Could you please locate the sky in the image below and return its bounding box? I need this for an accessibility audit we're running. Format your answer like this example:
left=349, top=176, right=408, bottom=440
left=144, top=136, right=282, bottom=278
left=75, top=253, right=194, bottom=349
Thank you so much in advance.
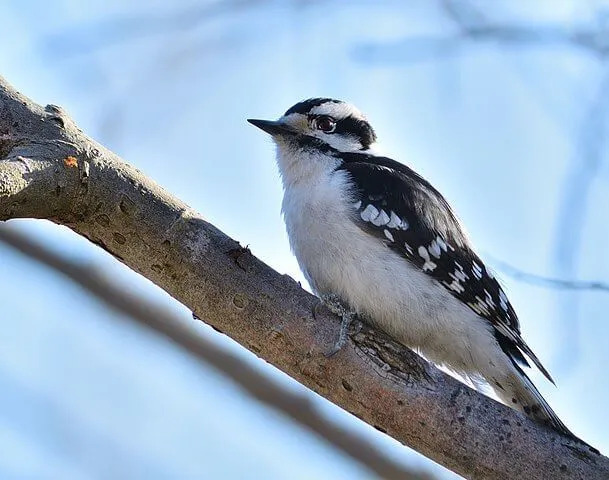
left=1, top=1, right=609, bottom=479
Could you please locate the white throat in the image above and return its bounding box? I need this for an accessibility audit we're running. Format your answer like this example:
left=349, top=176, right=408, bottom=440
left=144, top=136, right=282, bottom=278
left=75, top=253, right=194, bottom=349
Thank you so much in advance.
left=273, top=139, right=341, bottom=190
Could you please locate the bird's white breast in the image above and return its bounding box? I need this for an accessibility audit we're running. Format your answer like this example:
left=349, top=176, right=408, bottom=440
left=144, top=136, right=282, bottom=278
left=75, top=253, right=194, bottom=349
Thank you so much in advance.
left=277, top=146, right=500, bottom=379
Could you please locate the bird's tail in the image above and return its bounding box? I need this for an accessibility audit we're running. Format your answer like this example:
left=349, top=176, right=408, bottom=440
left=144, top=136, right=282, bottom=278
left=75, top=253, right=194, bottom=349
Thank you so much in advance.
left=495, top=363, right=573, bottom=438
left=490, top=360, right=601, bottom=454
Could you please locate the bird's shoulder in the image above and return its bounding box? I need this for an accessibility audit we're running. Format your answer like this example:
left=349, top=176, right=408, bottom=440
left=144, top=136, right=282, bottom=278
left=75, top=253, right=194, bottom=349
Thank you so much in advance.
left=336, top=152, right=467, bottom=247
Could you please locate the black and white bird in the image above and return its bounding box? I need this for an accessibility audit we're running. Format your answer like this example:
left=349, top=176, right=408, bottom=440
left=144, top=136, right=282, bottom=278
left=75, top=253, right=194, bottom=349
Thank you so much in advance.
left=248, top=98, right=571, bottom=437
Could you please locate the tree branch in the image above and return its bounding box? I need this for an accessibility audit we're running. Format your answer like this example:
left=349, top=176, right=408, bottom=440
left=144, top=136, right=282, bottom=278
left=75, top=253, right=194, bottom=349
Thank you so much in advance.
left=0, top=225, right=429, bottom=480
left=1, top=74, right=607, bottom=480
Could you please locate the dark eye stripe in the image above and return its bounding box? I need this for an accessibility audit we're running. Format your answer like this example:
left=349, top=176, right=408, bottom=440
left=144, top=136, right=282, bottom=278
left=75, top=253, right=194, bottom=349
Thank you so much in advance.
left=334, top=115, right=377, bottom=149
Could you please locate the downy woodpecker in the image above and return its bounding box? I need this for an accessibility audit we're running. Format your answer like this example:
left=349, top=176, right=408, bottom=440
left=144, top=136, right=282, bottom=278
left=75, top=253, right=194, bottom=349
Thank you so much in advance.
left=249, top=98, right=572, bottom=437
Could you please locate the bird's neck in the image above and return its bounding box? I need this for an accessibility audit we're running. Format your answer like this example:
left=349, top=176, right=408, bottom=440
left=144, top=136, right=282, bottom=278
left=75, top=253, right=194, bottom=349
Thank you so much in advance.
left=274, top=143, right=341, bottom=190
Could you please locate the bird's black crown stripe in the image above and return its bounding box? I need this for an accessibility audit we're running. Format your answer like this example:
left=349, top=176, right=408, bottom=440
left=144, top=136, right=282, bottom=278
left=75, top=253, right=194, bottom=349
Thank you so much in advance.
left=284, top=98, right=340, bottom=116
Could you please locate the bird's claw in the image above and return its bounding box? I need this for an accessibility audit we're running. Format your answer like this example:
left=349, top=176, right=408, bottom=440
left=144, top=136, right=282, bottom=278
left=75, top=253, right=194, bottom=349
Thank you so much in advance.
left=313, top=294, right=357, bottom=357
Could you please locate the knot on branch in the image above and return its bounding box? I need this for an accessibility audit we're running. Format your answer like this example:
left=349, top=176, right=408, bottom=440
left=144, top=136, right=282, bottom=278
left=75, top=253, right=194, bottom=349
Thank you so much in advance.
left=44, top=104, right=67, bottom=129
left=352, top=324, right=433, bottom=387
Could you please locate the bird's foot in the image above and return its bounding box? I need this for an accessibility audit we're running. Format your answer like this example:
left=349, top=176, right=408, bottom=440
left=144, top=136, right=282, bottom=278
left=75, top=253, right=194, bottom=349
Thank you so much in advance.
left=313, top=294, right=358, bottom=357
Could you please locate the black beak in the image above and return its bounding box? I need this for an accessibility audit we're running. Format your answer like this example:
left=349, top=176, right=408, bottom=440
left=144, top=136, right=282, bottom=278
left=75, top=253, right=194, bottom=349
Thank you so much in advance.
left=247, top=119, right=294, bottom=136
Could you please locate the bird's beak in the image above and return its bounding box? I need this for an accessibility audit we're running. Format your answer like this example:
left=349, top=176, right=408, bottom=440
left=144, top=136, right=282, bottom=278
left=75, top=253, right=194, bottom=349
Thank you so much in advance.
left=247, top=119, right=295, bottom=136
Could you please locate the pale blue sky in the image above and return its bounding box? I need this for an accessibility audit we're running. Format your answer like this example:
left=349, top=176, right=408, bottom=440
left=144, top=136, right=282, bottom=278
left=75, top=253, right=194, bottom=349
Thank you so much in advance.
left=1, top=1, right=608, bottom=479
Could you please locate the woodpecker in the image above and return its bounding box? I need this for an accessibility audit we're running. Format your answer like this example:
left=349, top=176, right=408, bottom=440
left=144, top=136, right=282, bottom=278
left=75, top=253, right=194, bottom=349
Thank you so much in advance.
left=248, top=98, right=572, bottom=437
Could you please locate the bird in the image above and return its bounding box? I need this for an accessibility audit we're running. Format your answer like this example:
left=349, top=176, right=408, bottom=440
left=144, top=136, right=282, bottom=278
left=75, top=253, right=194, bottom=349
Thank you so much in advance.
left=248, top=97, right=573, bottom=438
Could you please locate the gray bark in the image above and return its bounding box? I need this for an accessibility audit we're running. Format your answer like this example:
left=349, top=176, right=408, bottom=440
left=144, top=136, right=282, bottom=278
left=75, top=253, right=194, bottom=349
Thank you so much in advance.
left=0, top=75, right=606, bottom=480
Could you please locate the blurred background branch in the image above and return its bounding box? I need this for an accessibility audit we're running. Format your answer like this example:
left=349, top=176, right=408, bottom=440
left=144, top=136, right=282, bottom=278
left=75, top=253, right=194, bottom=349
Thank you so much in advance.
left=488, top=255, right=609, bottom=292
left=354, top=0, right=609, bottom=64
left=41, top=0, right=267, bottom=58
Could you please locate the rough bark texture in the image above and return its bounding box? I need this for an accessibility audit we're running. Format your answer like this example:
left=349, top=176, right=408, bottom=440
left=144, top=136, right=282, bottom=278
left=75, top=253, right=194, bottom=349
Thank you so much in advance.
left=0, top=75, right=606, bottom=480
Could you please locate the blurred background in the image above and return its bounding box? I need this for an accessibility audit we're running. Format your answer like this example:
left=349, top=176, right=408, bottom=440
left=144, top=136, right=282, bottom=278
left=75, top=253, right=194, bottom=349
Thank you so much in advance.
left=1, top=1, right=609, bottom=478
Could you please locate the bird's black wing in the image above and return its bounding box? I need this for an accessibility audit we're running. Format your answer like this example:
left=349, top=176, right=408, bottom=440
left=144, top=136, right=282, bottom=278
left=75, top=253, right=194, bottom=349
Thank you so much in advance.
left=337, top=152, right=553, bottom=382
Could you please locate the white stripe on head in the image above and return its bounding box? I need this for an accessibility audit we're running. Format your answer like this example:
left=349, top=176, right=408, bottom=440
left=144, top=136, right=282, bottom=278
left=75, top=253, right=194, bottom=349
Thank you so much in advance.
left=310, top=101, right=365, bottom=121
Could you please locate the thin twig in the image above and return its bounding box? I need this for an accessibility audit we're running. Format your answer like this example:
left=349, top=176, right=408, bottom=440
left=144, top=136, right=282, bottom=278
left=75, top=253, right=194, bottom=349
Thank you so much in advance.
left=488, top=255, right=609, bottom=292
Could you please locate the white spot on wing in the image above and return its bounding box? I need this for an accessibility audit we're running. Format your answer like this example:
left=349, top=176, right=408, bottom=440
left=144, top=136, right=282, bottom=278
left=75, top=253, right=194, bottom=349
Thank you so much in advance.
left=484, top=289, right=496, bottom=308
left=454, top=268, right=467, bottom=282
left=474, top=296, right=490, bottom=315
left=472, top=261, right=483, bottom=279
left=452, top=262, right=469, bottom=281
left=444, top=280, right=465, bottom=293
left=387, top=211, right=401, bottom=228
left=353, top=200, right=362, bottom=210
left=436, top=237, right=448, bottom=251
left=418, top=246, right=437, bottom=272
left=384, top=229, right=394, bottom=242
left=372, top=209, right=390, bottom=226
left=429, top=240, right=441, bottom=258
left=360, top=204, right=379, bottom=222
left=386, top=211, right=409, bottom=230
left=404, top=242, right=413, bottom=254
left=499, top=290, right=508, bottom=311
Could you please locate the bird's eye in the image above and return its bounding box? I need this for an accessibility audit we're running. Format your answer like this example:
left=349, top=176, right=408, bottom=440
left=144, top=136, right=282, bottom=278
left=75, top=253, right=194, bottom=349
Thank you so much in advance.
left=314, top=116, right=336, bottom=133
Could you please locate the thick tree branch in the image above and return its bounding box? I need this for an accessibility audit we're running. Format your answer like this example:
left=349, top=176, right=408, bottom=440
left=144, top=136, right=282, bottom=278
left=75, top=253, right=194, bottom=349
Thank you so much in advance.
left=0, top=225, right=428, bottom=480
left=0, top=75, right=607, bottom=480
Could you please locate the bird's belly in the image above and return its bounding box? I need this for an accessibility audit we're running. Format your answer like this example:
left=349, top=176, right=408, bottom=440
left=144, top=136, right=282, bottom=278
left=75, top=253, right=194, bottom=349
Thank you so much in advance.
left=296, top=219, right=446, bottom=340
left=287, top=210, right=494, bottom=373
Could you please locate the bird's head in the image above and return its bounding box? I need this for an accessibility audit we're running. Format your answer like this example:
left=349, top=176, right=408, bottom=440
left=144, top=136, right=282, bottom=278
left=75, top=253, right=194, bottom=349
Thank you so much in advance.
left=248, top=98, right=377, bottom=154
